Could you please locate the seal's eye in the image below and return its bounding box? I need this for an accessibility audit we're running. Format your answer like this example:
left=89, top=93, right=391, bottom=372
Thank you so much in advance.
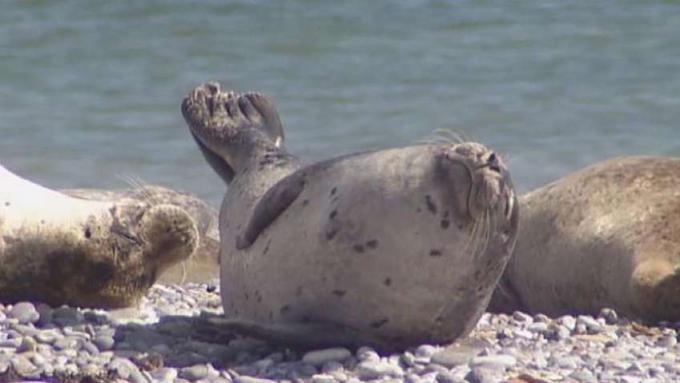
left=487, top=152, right=501, bottom=173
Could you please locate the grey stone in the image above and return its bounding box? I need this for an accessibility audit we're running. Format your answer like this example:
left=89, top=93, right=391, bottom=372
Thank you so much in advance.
left=598, top=308, right=619, bottom=324
left=82, top=341, right=100, bottom=355
left=16, top=336, right=37, bottom=353
left=109, top=357, right=139, bottom=379
left=577, top=316, right=603, bottom=333
left=511, top=311, right=533, bottom=324
left=527, top=322, right=548, bottom=333
left=431, top=347, right=475, bottom=368
left=235, top=377, right=277, bottom=383
left=355, top=360, right=404, bottom=379
left=150, top=367, right=179, bottom=382
left=311, top=373, right=337, bottom=383
left=11, top=354, right=41, bottom=379
left=471, top=355, right=516, bottom=370
left=8, top=302, right=39, bottom=324
left=356, top=347, right=380, bottom=362
left=570, top=371, right=596, bottom=383
left=0, top=355, right=9, bottom=374
left=415, top=344, right=438, bottom=358
left=94, top=335, right=115, bottom=351
left=303, top=348, right=352, bottom=366
left=180, top=364, right=211, bottom=381
left=35, top=329, right=60, bottom=344
left=53, top=336, right=81, bottom=350
left=656, top=334, right=677, bottom=348
left=467, top=366, right=504, bottom=383
left=52, top=306, right=84, bottom=326
left=558, top=315, right=577, bottom=331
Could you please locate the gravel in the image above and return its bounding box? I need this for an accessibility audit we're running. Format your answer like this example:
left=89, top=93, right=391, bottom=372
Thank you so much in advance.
left=0, top=281, right=679, bottom=382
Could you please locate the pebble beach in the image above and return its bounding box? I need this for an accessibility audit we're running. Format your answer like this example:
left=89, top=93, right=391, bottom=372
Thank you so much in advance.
left=0, top=281, right=678, bottom=383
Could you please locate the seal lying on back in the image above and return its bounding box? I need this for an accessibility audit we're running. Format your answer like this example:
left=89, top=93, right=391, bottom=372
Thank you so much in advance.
left=0, top=165, right=198, bottom=308
left=63, top=185, right=219, bottom=284
left=182, top=82, right=519, bottom=350
left=489, top=156, right=680, bottom=322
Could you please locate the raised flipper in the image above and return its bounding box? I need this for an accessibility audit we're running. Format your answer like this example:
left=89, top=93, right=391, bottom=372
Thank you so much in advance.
left=235, top=170, right=306, bottom=249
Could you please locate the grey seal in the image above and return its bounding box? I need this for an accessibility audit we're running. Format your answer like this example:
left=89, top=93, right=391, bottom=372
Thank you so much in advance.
left=489, top=156, right=680, bottom=322
left=62, top=185, right=219, bottom=284
left=0, top=165, right=198, bottom=308
left=182, top=82, right=518, bottom=350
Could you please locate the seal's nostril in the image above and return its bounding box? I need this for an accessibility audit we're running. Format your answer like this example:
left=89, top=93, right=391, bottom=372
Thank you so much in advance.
left=487, top=152, right=501, bottom=173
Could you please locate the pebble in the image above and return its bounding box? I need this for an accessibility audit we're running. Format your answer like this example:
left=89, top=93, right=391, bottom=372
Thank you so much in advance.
left=0, top=281, right=678, bottom=383
left=8, top=302, right=39, bottom=324
left=302, top=347, right=352, bottom=366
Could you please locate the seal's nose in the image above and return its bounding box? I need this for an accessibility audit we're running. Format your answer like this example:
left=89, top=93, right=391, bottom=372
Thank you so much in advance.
left=487, top=152, right=501, bottom=173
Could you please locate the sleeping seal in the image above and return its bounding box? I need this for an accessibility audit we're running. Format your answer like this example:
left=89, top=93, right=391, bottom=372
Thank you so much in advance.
left=0, top=165, right=198, bottom=308
left=182, top=82, right=519, bottom=350
left=62, top=185, right=219, bottom=284
left=489, top=156, right=680, bottom=322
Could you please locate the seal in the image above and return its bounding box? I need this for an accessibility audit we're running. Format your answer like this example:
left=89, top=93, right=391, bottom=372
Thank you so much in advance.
left=0, top=165, right=198, bottom=308
left=182, top=82, right=519, bottom=350
left=62, top=185, right=219, bottom=284
left=488, top=156, right=680, bottom=322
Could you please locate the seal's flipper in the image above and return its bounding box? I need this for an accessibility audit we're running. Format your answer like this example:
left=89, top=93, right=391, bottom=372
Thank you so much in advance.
left=191, top=131, right=235, bottom=184
left=236, top=171, right=306, bottom=249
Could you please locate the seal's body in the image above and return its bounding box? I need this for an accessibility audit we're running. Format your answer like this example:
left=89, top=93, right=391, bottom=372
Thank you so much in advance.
left=490, top=156, right=680, bottom=322
left=183, top=82, right=518, bottom=350
left=0, top=165, right=198, bottom=308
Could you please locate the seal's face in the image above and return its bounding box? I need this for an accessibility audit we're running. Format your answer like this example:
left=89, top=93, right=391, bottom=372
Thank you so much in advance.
left=436, top=142, right=515, bottom=225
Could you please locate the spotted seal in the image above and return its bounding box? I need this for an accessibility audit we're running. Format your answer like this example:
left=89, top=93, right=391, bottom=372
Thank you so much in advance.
left=489, top=156, right=680, bottom=322
left=62, top=185, right=219, bottom=284
left=0, top=165, right=198, bottom=308
left=182, top=82, right=518, bottom=350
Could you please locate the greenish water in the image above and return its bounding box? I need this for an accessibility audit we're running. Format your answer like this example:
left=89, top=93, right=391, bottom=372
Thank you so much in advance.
left=1, top=1, right=679, bottom=204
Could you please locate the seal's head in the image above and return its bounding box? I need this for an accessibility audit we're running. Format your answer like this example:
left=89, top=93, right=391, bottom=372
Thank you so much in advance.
left=181, top=82, right=285, bottom=184
left=435, top=142, right=516, bottom=227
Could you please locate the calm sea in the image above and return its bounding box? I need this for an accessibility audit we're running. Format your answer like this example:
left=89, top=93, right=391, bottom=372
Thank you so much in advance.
left=2, top=1, right=679, bottom=204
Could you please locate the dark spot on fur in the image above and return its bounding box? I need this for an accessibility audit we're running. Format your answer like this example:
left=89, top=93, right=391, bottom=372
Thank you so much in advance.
left=474, top=270, right=482, bottom=280
left=40, top=220, right=45, bottom=224
left=383, top=277, right=392, bottom=286
left=370, top=318, right=389, bottom=329
left=416, top=208, right=421, bottom=213
left=263, top=239, right=271, bottom=255
left=269, top=311, right=274, bottom=320
left=326, top=229, right=338, bottom=240
left=280, top=305, right=290, bottom=314
left=329, top=210, right=338, bottom=219
left=330, top=187, right=337, bottom=196
left=440, top=220, right=450, bottom=229
left=296, top=286, right=303, bottom=297
left=429, top=249, right=442, bottom=257
left=353, top=244, right=365, bottom=253
left=366, top=240, right=378, bottom=249
left=4, top=201, right=9, bottom=206
left=301, top=316, right=311, bottom=323
left=84, top=227, right=92, bottom=239
left=332, top=290, right=346, bottom=298
left=244, top=292, right=249, bottom=301
left=302, top=199, right=309, bottom=206
left=255, top=290, right=262, bottom=303
left=425, top=195, right=437, bottom=214
left=435, top=314, right=444, bottom=324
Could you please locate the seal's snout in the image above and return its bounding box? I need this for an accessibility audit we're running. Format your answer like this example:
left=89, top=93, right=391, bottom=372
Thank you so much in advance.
left=436, top=143, right=514, bottom=222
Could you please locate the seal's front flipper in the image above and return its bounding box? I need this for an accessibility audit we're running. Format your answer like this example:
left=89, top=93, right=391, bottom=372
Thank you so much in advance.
left=236, top=171, right=306, bottom=249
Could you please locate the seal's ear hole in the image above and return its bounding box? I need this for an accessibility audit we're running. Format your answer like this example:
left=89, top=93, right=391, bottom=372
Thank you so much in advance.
left=487, top=152, right=501, bottom=173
